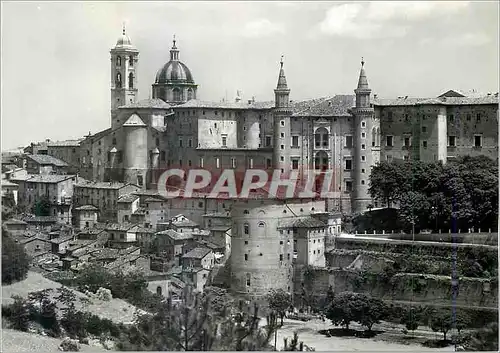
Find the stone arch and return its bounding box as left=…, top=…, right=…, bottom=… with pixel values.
left=258, top=221, right=265, bottom=228
left=314, top=151, right=329, bottom=170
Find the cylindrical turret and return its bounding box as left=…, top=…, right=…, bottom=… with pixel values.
left=123, top=113, right=148, bottom=187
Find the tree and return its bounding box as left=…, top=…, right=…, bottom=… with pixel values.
left=117, top=285, right=278, bottom=351
left=33, top=196, right=51, bottom=216
left=454, top=311, right=472, bottom=335
left=2, top=295, right=32, bottom=331
left=429, top=310, right=453, bottom=341
left=401, top=307, right=420, bottom=334
left=325, top=292, right=359, bottom=330
left=465, top=322, right=498, bottom=351
left=369, top=160, right=409, bottom=207
left=2, top=229, right=30, bottom=284
left=356, top=296, right=387, bottom=332
left=267, top=288, right=292, bottom=326
left=283, top=332, right=305, bottom=351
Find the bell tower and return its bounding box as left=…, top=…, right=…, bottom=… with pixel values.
left=273, top=56, right=292, bottom=175
left=110, top=24, right=139, bottom=121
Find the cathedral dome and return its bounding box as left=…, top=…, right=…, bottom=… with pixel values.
left=154, top=38, right=194, bottom=84
left=155, top=61, right=194, bottom=84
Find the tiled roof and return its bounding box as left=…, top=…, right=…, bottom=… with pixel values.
left=49, top=235, right=74, bottom=244
left=182, top=247, right=212, bottom=259
left=74, top=205, right=99, bottom=211
left=372, top=94, right=499, bottom=106
left=105, top=223, right=136, bottom=232
left=134, top=226, right=156, bottom=234
left=144, top=197, right=165, bottom=203
left=20, top=236, right=50, bottom=244
left=278, top=216, right=326, bottom=229
left=156, top=229, right=193, bottom=241
left=203, top=212, right=230, bottom=218
left=182, top=267, right=206, bottom=273
left=196, top=239, right=223, bottom=250
left=23, top=216, right=59, bottom=223
left=174, top=99, right=275, bottom=110
left=1, top=179, right=19, bottom=187
left=117, top=194, right=140, bottom=203
left=209, top=225, right=232, bottom=232
left=91, top=248, right=120, bottom=260
left=14, top=174, right=75, bottom=184
left=47, top=139, right=83, bottom=147
left=27, top=154, right=68, bottom=167
left=291, top=95, right=355, bottom=117
left=74, top=179, right=131, bottom=189
left=172, top=219, right=199, bottom=228
left=118, top=98, right=172, bottom=109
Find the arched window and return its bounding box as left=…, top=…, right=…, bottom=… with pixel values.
left=173, top=88, right=181, bottom=102
left=244, top=223, right=249, bottom=235
left=156, top=286, right=162, bottom=296
left=315, top=127, right=329, bottom=148
left=376, top=128, right=381, bottom=146
left=159, top=88, right=166, bottom=100
left=244, top=210, right=249, bottom=214
left=116, top=56, right=121, bottom=66
left=372, top=127, right=377, bottom=147
left=116, top=73, right=122, bottom=88
left=187, top=88, right=193, bottom=101
left=128, top=73, right=134, bottom=89
left=112, top=138, right=117, bottom=145
left=315, top=151, right=329, bottom=171
left=129, top=55, right=134, bottom=66
left=155, top=138, right=160, bottom=147
left=258, top=222, right=265, bottom=228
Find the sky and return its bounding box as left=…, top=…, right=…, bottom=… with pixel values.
left=1, top=1, right=499, bottom=150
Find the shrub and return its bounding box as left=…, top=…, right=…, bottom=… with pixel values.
left=2, top=231, right=30, bottom=284
left=2, top=295, right=32, bottom=331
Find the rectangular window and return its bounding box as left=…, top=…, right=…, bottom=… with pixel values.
left=476, top=113, right=481, bottom=122
left=386, top=135, right=393, bottom=147
left=361, top=144, right=366, bottom=150
left=137, top=175, right=143, bottom=187
left=361, top=121, right=366, bottom=128
left=448, top=136, right=456, bottom=147
left=315, top=134, right=321, bottom=148
left=345, top=180, right=353, bottom=192
left=265, top=136, right=272, bottom=147
left=422, top=140, right=428, bottom=148
left=361, top=132, right=366, bottom=138
left=231, top=158, right=236, bottom=168
left=216, top=158, right=220, bottom=168
left=249, top=158, right=254, bottom=169
left=387, top=111, right=393, bottom=121
left=246, top=273, right=251, bottom=286
left=422, top=126, right=427, bottom=133
left=386, top=154, right=393, bottom=162
left=345, top=135, right=353, bottom=148
left=280, top=120, right=285, bottom=127
left=279, top=254, right=283, bottom=261
left=474, top=135, right=482, bottom=147
left=222, top=136, right=227, bottom=147
left=266, top=158, right=272, bottom=169
left=179, top=139, right=183, bottom=147
left=448, top=114, right=454, bottom=122
left=292, top=136, right=299, bottom=147
left=281, top=132, right=285, bottom=138
left=280, top=144, right=284, bottom=150
left=345, top=159, right=352, bottom=170
left=199, top=158, right=204, bottom=168
left=188, top=139, right=192, bottom=148
left=292, top=159, right=299, bottom=170
left=404, top=137, right=411, bottom=147
left=244, top=254, right=248, bottom=261
left=404, top=155, right=409, bottom=161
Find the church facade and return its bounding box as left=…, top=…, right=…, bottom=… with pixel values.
left=76, top=29, right=499, bottom=215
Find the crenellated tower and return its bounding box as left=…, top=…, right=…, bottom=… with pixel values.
left=110, top=25, right=139, bottom=120
left=273, top=56, right=292, bottom=175
left=352, top=58, right=377, bottom=213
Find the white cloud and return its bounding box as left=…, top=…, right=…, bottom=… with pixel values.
left=242, top=18, right=285, bottom=38
left=317, top=1, right=470, bottom=39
